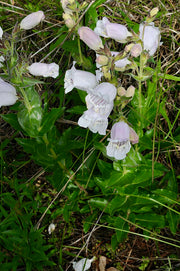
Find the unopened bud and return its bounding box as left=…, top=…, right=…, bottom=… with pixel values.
left=117, top=87, right=126, bottom=96
left=96, top=54, right=108, bottom=66
left=125, top=43, right=135, bottom=53
left=126, top=85, right=135, bottom=97
left=130, top=43, right=142, bottom=57
left=78, top=27, right=104, bottom=51
left=63, top=13, right=75, bottom=29
left=150, top=7, right=159, bottom=17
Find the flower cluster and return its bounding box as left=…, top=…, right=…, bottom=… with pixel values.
left=78, top=82, right=117, bottom=135
left=64, top=8, right=161, bottom=160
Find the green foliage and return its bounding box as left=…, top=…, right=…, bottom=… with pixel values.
left=0, top=179, right=55, bottom=270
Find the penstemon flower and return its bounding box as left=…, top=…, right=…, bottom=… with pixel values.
left=28, top=62, right=59, bottom=78
left=78, top=109, right=108, bottom=135
left=94, top=17, right=132, bottom=43
left=64, top=62, right=98, bottom=94
left=139, top=22, right=161, bottom=56
left=0, top=79, right=18, bottom=108
left=106, top=121, right=139, bottom=160
left=78, top=27, right=104, bottom=51
left=20, top=11, right=45, bottom=30
left=86, top=82, right=117, bottom=116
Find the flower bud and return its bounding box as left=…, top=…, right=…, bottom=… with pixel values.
left=61, top=0, right=76, bottom=14
left=96, top=54, right=108, bottom=66
left=117, top=87, right=126, bottom=96
left=130, top=43, right=142, bottom=57
left=28, top=62, right=59, bottom=78
left=150, top=7, right=159, bottom=17
left=63, top=13, right=76, bottom=29
left=20, top=11, right=45, bottom=30
left=126, top=85, right=135, bottom=97
left=125, top=43, right=135, bottom=53
left=78, top=27, right=104, bottom=51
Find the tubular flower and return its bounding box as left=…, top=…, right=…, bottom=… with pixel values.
left=78, top=109, right=108, bottom=135
left=106, top=121, right=139, bottom=160
left=28, top=62, right=59, bottom=78
left=0, top=79, right=18, bottom=108
left=94, top=17, right=132, bottom=43
left=78, top=27, right=104, bottom=51
left=86, top=82, right=117, bottom=116
left=139, top=22, right=161, bottom=56
left=64, top=62, right=98, bottom=94
left=20, top=11, right=45, bottom=30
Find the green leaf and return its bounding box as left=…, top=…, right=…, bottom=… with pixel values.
left=166, top=211, right=179, bottom=235
left=115, top=216, right=129, bottom=243
left=88, top=198, right=108, bottom=210
left=18, top=87, right=42, bottom=137
left=135, top=213, right=165, bottom=228
left=1, top=113, right=22, bottom=131
left=39, top=107, right=64, bottom=135
left=159, top=73, right=180, bottom=81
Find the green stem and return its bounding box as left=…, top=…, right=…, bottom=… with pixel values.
left=78, top=37, right=83, bottom=64
left=19, top=87, right=32, bottom=112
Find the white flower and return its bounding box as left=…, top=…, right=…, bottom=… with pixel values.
left=85, top=82, right=116, bottom=116
left=86, top=94, right=114, bottom=117
left=78, top=109, right=108, bottom=135
left=72, top=257, right=95, bottom=271
left=139, top=22, right=161, bottom=56
left=0, top=78, right=18, bottom=108
left=94, top=17, right=132, bottom=43
left=64, top=62, right=98, bottom=94
left=28, top=62, right=59, bottom=78
left=48, top=223, right=56, bottom=234
left=20, top=11, right=45, bottom=30
left=0, top=27, right=3, bottom=39
left=78, top=27, right=104, bottom=51
left=106, top=121, right=139, bottom=160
